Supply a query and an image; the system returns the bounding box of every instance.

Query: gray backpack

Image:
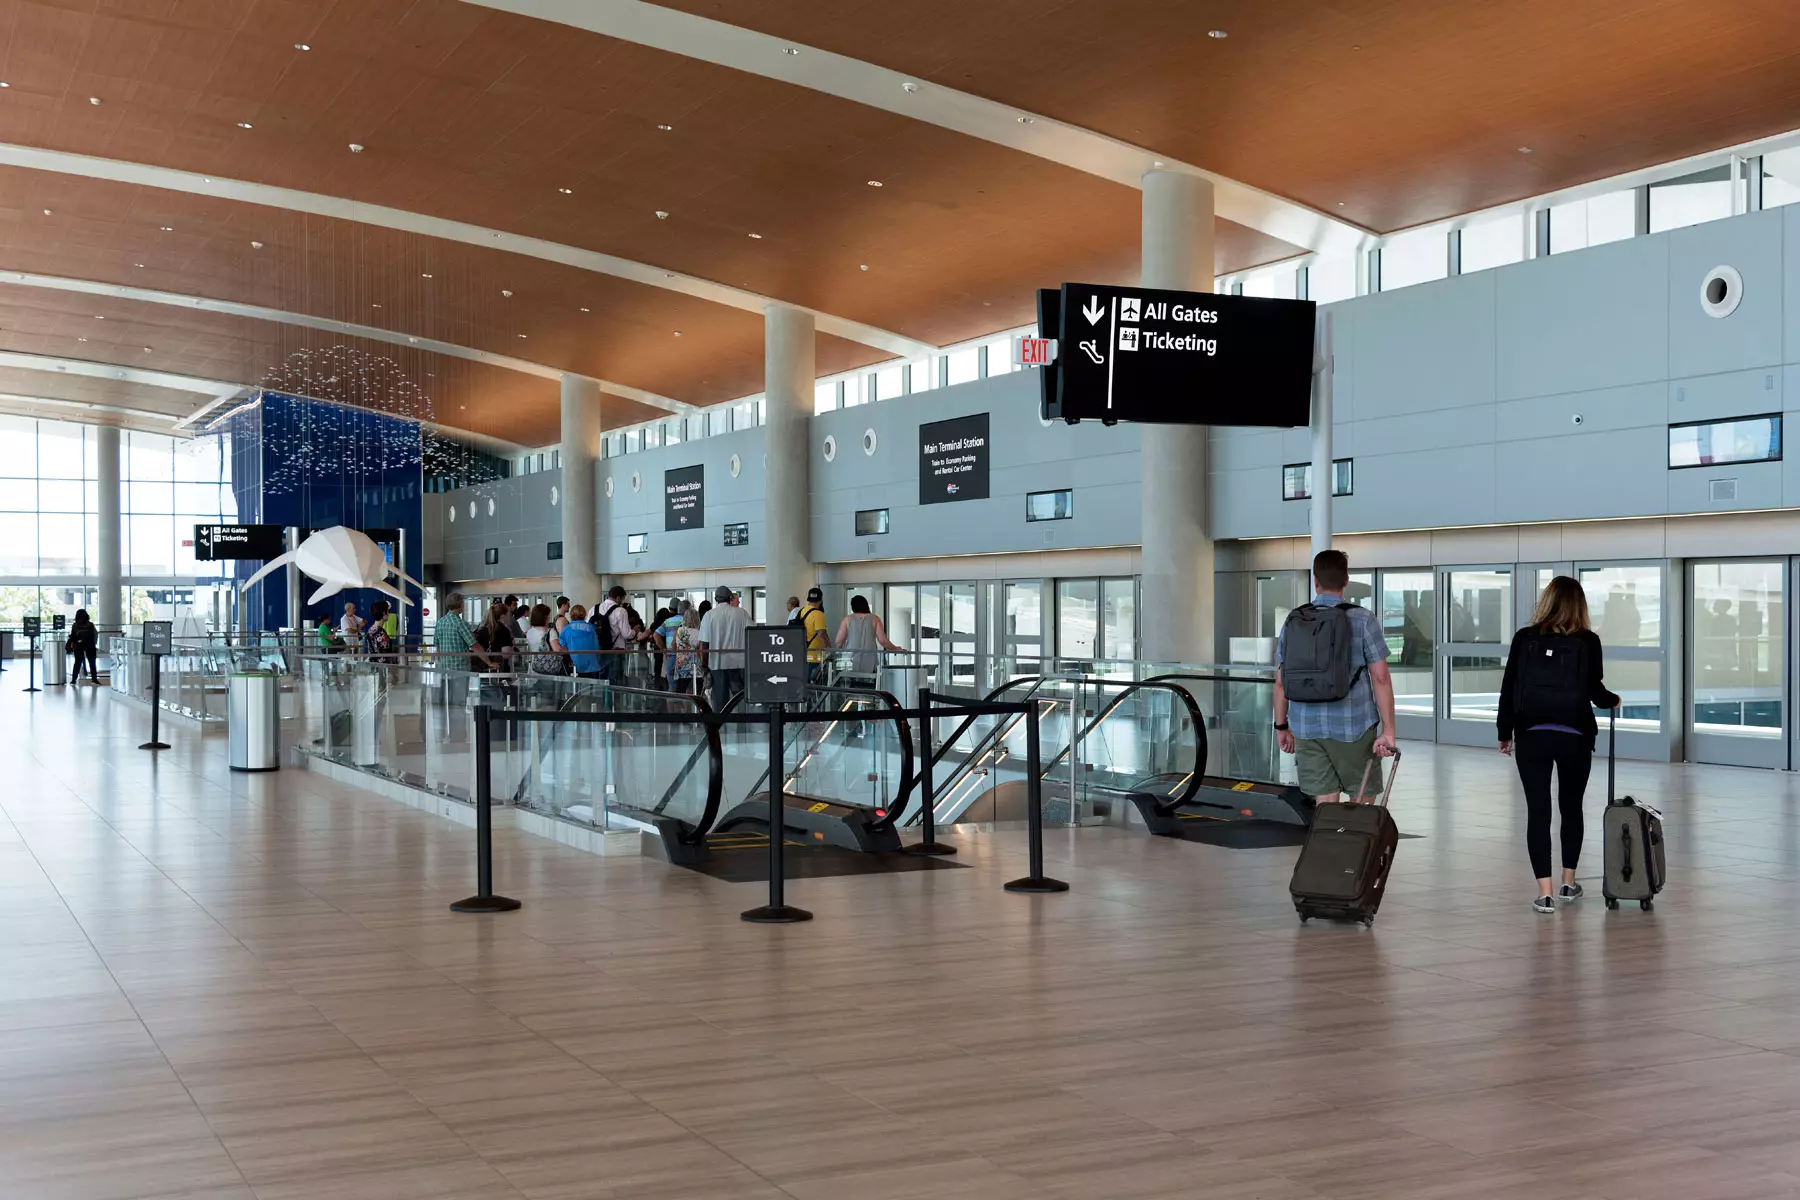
[1281,603,1363,703]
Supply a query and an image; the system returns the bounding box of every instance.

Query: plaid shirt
[433,612,477,667]
[1277,594,1389,742]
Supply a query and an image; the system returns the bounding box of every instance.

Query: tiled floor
[6,683,1800,1198]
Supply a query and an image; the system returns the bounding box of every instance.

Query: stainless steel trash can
[228,671,281,772]
[40,633,66,686]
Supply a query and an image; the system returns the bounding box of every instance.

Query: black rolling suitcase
[1290,748,1400,925]
[1600,708,1664,911]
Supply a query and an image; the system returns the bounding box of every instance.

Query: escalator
[709,686,914,854]
[903,671,1314,841]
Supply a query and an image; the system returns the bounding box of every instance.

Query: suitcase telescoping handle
[1353,746,1402,808]
[1607,705,1619,806]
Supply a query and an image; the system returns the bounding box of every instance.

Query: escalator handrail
[913,676,1059,822]
[725,685,916,829]
[1040,676,1209,817]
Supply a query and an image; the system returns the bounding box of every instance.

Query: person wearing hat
[797,586,830,679]
[697,584,750,710]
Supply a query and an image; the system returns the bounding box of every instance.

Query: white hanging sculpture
[240,525,424,607]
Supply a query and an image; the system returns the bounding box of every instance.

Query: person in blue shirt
[1272,549,1399,803]
[560,604,602,679]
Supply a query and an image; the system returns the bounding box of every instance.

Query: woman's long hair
[1530,576,1591,635]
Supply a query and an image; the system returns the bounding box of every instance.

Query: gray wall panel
[1668,458,1783,514]
[1346,271,1497,419]
[597,427,765,576]
[1494,427,1668,523]
[1350,445,1496,531]
[1668,367,1783,424]
[1495,383,1664,440]
[1494,234,1669,400]
[1667,209,1784,379]
[438,469,564,584]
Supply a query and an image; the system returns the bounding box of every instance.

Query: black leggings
[1514,731,1591,878]
[72,645,98,681]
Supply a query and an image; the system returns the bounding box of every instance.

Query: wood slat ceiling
[0,163,889,415]
[659,0,1800,233]
[0,364,211,416]
[0,0,1301,421]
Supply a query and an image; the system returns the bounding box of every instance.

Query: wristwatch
[1273,721,1289,731]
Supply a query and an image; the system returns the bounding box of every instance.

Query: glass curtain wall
[1689,560,1784,768]
[0,417,236,627]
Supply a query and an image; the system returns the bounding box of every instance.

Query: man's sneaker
[1558,882,1584,903]
[1533,895,1557,915]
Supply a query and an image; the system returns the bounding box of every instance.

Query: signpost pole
[139,653,170,750]
[742,701,812,923]
[1309,310,1334,561]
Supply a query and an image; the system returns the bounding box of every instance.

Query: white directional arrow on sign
[1082,295,1106,325]
[768,676,789,685]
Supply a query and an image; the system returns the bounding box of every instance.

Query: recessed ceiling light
[866,180,883,187]
[1517,146,1533,154]
[88,96,101,105]
[294,43,310,50]
[1153,160,1164,168]
[159,226,173,232]
[1208,29,1228,38]
[501,289,514,297]
[408,336,419,344]
[236,121,253,129]
[1017,115,1033,124]
[41,208,50,216]
[93,315,104,320]
[421,272,433,278]
[250,240,263,249]
[747,232,762,239]
[0,83,9,89]
[142,346,152,353]
[859,264,869,271]
[901,81,919,93]
[1337,201,1346,207]
[580,307,590,313]
[663,272,675,279]
[656,123,673,131]
[783,46,799,55]
[654,210,668,219]
[517,333,527,339]
[348,143,364,153]
[371,303,382,309]
[673,331,682,337]
[557,187,572,194]
[77,336,87,342]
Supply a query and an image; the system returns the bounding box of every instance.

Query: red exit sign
[1013,336,1058,367]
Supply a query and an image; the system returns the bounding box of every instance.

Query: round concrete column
[95,423,122,630]
[764,304,815,608]
[559,373,603,603]
[1138,171,1216,664]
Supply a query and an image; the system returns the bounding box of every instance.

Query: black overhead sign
[194,523,285,561]
[919,412,990,505]
[723,522,749,547]
[1043,283,1315,428]
[745,625,807,706]
[664,464,704,532]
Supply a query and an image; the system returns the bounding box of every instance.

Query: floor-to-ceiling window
[1690,560,1784,768]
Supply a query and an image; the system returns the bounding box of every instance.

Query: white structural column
[764,305,816,606]
[560,373,604,603]
[1138,171,1216,664]
[1309,311,1335,563]
[95,422,122,630]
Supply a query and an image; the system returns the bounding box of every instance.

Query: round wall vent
[862,428,878,456]
[729,452,742,478]
[549,485,559,506]
[822,434,837,462]
[486,497,496,517]
[447,506,456,523]
[630,471,642,492]
[604,476,613,498]
[1701,264,1744,318]
[467,500,476,519]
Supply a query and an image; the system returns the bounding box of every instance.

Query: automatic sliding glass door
[1378,570,1436,741]
[1689,560,1785,768]
[1437,568,1512,747]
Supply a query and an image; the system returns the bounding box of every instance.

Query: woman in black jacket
[67,608,100,684]
[1497,576,1621,914]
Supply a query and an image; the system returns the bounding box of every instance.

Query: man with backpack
[792,586,830,682]
[595,585,632,683]
[1273,550,1399,803]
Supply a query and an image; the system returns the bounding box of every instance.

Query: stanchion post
[451,704,522,913]
[138,653,169,750]
[1005,699,1069,894]
[23,632,39,694]
[906,686,955,855]
[743,703,813,923]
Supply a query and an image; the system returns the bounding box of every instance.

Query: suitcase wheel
[1360,915,1375,927]
[1298,914,1310,923]
[1640,899,1653,912]
[1605,897,1619,910]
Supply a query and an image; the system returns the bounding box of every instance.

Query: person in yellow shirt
[799,586,830,673]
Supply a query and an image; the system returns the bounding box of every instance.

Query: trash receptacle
[228,671,281,772]
[40,633,66,687]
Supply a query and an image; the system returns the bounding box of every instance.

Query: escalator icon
[1079,340,1105,365]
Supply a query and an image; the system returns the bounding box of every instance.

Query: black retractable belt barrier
[905,686,956,856]
[742,702,813,924]
[23,631,39,694]
[450,705,522,914]
[1004,701,1070,894]
[139,652,169,750]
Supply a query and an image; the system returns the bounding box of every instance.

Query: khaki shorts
[1294,725,1383,799]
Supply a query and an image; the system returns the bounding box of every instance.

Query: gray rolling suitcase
[1600,708,1664,911]
[1290,749,1401,925]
